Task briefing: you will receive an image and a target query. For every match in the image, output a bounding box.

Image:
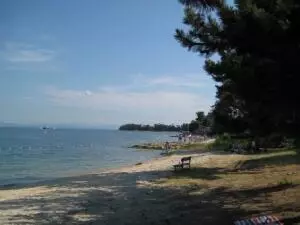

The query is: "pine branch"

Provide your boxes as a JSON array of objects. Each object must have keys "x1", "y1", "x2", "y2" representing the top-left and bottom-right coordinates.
[{"x1": 179, "y1": 0, "x2": 225, "y2": 11}]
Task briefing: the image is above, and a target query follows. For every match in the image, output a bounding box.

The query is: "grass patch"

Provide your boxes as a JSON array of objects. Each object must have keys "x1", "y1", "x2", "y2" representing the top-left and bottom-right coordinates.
[
  {"x1": 205, "y1": 134, "x2": 233, "y2": 151},
  {"x1": 238, "y1": 149, "x2": 300, "y2": 170},
  {"x1": 278, "y1": 178, "x2": 293, "y2": 186},
  {"x1": 153, "y1": 149, "x2": 300, "y2": 223},
  {"x1": 178, "y1": 142, "x2": 210, "y2": 150}
]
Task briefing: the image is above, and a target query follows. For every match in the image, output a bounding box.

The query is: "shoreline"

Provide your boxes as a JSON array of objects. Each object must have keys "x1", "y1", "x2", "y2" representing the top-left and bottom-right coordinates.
[
  {"x1": 0, "y1": 138, "x2": 214, "y2": 189},
  {"x1": 0, "y1": 151, "x2": 165, "y2": 189},
  {"x1": 0, "y1": 152, "x2": 163, "y2": 189},
  {"x1": 0, "y1": 148, "x2": 213, "y2": 224},
  {"x1": 130, "y1": 138, "x2": 215, "y2": 150},
  {"x1": 0, "y1": 149, "x2": 212, "y2": 190},
  {"x1": 0, "y1": 137, "x2": 215, "y2": 224},
  {"x1": 1, "y1": 140, "x2": 299, "y2": 224},
  {"x1": 0, "y1": 149, "x2": 206, "y2": 189}
]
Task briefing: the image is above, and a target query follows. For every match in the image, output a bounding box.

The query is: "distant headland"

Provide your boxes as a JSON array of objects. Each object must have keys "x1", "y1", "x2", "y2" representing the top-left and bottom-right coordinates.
[
  {"x1": 118, "y1": 123, "x2": 189, "y2": 132},
  {"x1": 119, "y1": 111, "x2": 213, "y2": 134}
]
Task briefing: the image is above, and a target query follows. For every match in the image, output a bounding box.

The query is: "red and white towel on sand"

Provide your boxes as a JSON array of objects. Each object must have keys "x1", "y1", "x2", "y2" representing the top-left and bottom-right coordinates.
[{"x1": 234, "y1": 215, "x2": 283, "y2": 225}]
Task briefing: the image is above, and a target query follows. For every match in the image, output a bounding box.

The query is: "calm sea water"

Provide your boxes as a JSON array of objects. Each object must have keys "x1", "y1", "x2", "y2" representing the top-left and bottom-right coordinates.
[{"x1": 0, "y1": 127, "x2": 176, "y2": 186}]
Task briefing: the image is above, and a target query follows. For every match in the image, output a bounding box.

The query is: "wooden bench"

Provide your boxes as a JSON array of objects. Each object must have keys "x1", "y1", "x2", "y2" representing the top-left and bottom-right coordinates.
[{"x1": 173, "y1": 156, "x2": 191, "y2": 171}]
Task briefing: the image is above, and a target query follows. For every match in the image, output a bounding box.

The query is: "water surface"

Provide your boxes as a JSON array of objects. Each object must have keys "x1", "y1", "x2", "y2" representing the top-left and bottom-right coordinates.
[{"x1": 0, "y1": 127, "x2": 176, "y2": 185}]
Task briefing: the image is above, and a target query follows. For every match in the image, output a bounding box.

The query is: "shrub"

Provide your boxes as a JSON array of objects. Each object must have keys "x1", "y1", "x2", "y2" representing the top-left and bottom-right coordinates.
[{"x1": 278, "y1": 178, "x2": 293, "y2": 186}]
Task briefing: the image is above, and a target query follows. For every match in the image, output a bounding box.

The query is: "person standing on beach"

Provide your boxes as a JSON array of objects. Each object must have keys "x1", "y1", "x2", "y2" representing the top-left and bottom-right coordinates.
[
  {"x1": 165, "y1": 141, "x2": 170, "y2": 150},
  {"x1": 164, "y1": 141, "x2": 171, "y2": 154},
  {"x1": 251, "y1": 139, "x2": 256, "y2": 152},
  {"x1": 178, "y1": 134, "x2": 182, "y2": 142}
]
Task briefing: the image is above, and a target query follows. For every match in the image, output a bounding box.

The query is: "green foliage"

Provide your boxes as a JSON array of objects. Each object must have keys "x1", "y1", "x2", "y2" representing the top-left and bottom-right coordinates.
[
  {"x1": 176, "y1": 0, "x2": 300, "y2": 137},
  {"x1": 119, "y1": 111, "x2": 215, "y2": 134},
  {"x1": 208, "y1": 134, "x2": 232, "y2": 150},
  {"x1": 278, "y1": 178, "x2": 293, "y2": 186},
  {"x1": 119, "y1": 111, "x2": 214, "y2": 133},
  {"x1": 178, "y1": 0, "x2": 224, "y2": 10},
  {"x1": 196, "y1": 111, "x2": 205, "y2": 123},
  {"x1": 188, "y1": 111, "x2": 214, "y2": 134},
  {"x1": 119, "y1": 123, "x2": 189, "y2": 132}
]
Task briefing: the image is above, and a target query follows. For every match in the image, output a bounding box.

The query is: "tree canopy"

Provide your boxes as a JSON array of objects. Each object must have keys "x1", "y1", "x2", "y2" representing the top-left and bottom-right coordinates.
[
  {"x1": 118, "y1": 111, "x2": 213, "y2": 134},
  {"x1": 176, "y1": 0, "x2": 300, "y2": 137},
  {"x1": 119, "y1": 123, "x2": 190, "y2": 132}
]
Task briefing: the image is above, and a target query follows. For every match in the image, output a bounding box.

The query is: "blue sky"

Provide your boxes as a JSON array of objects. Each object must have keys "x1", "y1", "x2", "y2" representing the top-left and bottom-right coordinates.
[{"x1": 0, "y1": 0, "x2": 217, "y2": 127}]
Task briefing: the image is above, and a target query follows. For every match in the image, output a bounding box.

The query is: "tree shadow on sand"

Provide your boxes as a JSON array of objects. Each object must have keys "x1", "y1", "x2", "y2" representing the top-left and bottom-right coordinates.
[
  {"x1": 169, "y1": 167, "x2": 224, "y2": 180},
  {"x1": 1, "y1": 164, "x2": 300, "y2": 225},
  {"x1": 238, "y1": 149, "x2": 300, "y2": 171}
]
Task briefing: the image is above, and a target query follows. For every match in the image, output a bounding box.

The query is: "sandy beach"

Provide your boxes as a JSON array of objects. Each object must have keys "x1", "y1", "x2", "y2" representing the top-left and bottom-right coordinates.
[
  {"x1": 1, "y1": 145, "x2": 300, "y2": 225},
  {"x1": 0, "y1": 150, "x2": 213, "y2": 225}
]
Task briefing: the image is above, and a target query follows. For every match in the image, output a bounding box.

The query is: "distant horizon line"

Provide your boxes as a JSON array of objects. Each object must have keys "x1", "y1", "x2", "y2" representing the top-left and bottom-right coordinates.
[
  {"x1": 0, "y1": 122, "x2": 119, "y2": 129},
  {"x1": 0, "y1": 121, "x2": 191, "y2": 130},
  {"x1": 0, "y1": 125, "x2": 118, "y2": 130}
]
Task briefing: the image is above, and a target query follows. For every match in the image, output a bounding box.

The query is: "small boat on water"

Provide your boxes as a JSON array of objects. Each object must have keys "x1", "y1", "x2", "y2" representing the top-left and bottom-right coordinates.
[{"x1": 41, "y1": 126, "x2": 55, "y2": 131}]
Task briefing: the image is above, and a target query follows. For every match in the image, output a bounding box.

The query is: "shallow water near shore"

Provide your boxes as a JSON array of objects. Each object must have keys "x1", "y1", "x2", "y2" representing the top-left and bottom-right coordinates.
[{"x1": 0, "y1": 127, "x2": 176, "y2": 186}]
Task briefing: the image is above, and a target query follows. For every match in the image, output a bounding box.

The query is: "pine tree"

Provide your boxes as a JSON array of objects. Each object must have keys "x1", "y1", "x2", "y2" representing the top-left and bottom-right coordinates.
[{"x1": 176, "y1": 0, "x2": 300, "y2": 136}]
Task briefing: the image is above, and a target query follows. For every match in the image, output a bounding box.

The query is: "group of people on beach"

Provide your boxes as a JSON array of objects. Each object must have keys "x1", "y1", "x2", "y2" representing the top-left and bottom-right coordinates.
[
  {"x1": 178, "y1": 133, "x2": 192, "y2": 142},
  {"x1": 178, "y1": 133, "x2": 207, "y2": 143},
  {"x1": 162, "y1": 133, "x2": 209, "y2": 154},
  {"x1": 230, "y1": 139, "x2": 263, "y2": 153}
]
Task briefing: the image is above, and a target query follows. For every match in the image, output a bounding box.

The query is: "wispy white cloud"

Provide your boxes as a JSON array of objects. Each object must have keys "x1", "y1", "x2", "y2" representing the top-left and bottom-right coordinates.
[
  {"x1": 134, "y1": 74, "x2": 210, "y2": 88},
  {"x1": 0, "y1": 42, "x2": 59, "y2": 72},
  {"x1": 1, "y1": 42, "x2": 56, "y2": 63},
  {"x1": 44, "y1": 82, "x2": 214, "y2": 124},
  {"x1": 8, "y1": 49, "x2": 55, "y2": 62},
  {"x1": 45, "y1": 87, "x2": 204, "y2": 110},
  {"x1": 98, "y1": 74, "x2": 213, "y2": 93}
]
